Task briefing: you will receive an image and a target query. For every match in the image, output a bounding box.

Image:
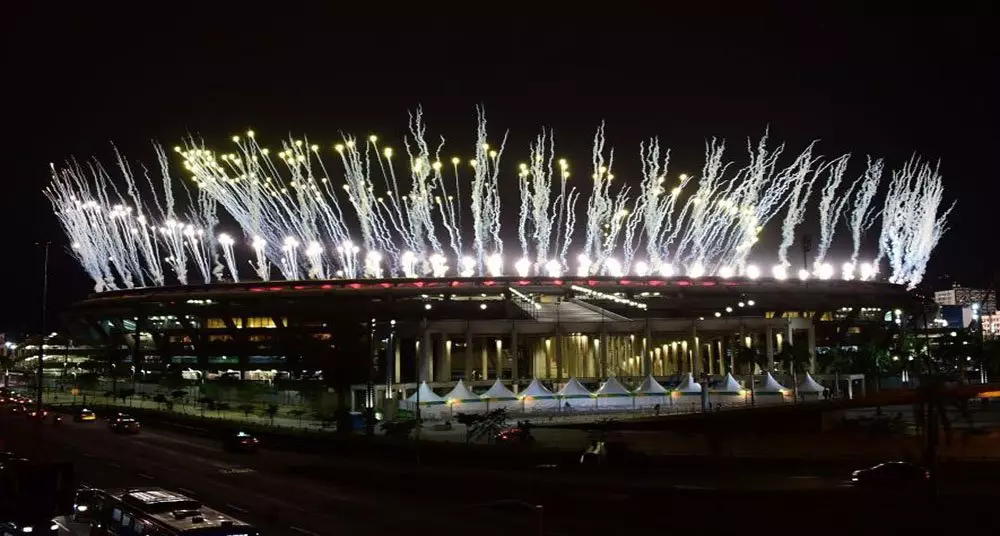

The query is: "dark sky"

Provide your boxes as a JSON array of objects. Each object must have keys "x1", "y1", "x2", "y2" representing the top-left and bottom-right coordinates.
[{"x1": 3, "y1": 3, "x2": 996, "y2": 333}]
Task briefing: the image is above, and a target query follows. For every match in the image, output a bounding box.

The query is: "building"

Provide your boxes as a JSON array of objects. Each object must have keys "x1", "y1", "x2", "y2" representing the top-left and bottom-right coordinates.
[
  {"x1": 980, "y1": 311, "x2": 1000, "y2": 340},
  {"x1": 55, "y1": 276, "x2": 922, "y2": 397},
  {"x1": 934, "y1": 284, "x2": 995, "y2": 314}
]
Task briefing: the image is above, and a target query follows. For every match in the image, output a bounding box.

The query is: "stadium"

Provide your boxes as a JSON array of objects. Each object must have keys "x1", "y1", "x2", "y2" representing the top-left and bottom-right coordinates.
[
  {"x1": 37, "y1": 113, "x2": 952, "y2": 413},
  {"x1": 58, "y1": 274, "x2": 923, "y2": 411}
]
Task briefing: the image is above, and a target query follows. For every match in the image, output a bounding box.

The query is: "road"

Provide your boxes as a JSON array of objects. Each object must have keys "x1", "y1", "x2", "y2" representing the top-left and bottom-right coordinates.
[{"x1": 2, "y1": 411, "x2": 997, "y2": 534}]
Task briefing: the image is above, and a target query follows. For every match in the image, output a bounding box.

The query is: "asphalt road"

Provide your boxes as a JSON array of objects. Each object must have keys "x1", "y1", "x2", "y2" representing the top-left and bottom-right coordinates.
[{"x1": 3, "y1": 411, "x2": 997, "y2": 534}]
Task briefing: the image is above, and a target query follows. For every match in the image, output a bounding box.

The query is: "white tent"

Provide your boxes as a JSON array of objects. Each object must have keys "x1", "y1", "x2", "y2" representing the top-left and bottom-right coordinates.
[
  {"x1": 407, "y1": 382, "x2": 445, "y2": 404},
  {"x1": 556, "y1": 377, "x2": 593, "y2": 411},
  {"x1": 595, "y1": 376, "x2": 633, "y2": 409},
  {"x1": 443, "y1": 380, "x2": 481, "y2": 403},
  {"x1": 443, "y1": 380, "x2": 485, "y2": 414},
  {"x1": 673, "y1": 372, "x2": 702, "y2": 395},
  {"x1": 754, "y1": 372, "x2": 790, "y2": 405},
  {"x1": 557, "y1": 377, "x2": 593, "y2": 399},
  {"x1": 403, "y1": 382, "x2": 447, "y2": 417},
  {"x1": 711, "y1": 373, "x2": 745, "y2": 394},
  {"x1": 797, "y1": 372, "x2": 827, "y2": 399},
  {"x1": 518, "y1": 378, "x2": 559, "y2": 412},
  {"x1": 480, "y1": 379, "x2": 518, "y2": 410},
  {"x1": 710, "y1": 372, "x2": 748, "y2": 408},
  {"x1": 633, "y1": 374, "x2": 669, "y2": 408}
]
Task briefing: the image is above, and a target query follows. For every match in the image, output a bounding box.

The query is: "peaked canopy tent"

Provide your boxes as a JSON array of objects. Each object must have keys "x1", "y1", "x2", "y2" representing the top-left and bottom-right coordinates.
[
  {"x1": 710, "y1": 372, "x2": 747, "y2": 407},
  {"x1": 481, "y1": 379, "x2": 519, "y2": 410},
  {"x1": 797, "y1": 372, "x2": 827, "y2": 400},
  {"x1": 443, "y1": 380, "x2": 485, "y2": 413},
  {"x1": 673, "y1": 373, "x2": 702, "y2": 395},
  {"x1": 756, "y1": 372, "x2": 790, "y2": 403},
  {"x1": 595, "y1": 376, "x2": 633, "y2": 409},
  {"x1": 403, "y1": 382, "x2": 447, "y2": 417},
  {"x1": 519, "y1": 378, "x2": 559, "y2": 412},
  {"x1": 633, "y1": 374, "x2": 670, "y2": 408},
  {"x1": 557, "y1": 377, "x2": 593, "y2": 411}
]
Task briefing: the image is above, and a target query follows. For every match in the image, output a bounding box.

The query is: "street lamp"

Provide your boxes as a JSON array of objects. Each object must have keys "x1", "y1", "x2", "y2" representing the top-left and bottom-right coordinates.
[{"x1": 36, "y1": 241, "x2": 50, "y2": 412}]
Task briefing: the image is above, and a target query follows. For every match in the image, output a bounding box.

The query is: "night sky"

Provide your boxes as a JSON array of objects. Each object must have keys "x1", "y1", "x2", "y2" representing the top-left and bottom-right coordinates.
[{"x1": 3, "y1": 4, "x2": 995, "y2": 333}]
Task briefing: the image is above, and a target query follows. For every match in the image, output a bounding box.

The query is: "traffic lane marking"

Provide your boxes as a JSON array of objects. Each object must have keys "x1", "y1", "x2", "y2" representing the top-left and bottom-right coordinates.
[{"x1": 290, "y1": 526, "x2": 321, "y2": 536}]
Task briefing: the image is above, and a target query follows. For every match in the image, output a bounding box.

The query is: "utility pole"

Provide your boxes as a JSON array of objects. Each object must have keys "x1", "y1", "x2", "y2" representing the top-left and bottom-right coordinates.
[{"x1": 36, "y1": 241, "x2": 50, "y2": 411}]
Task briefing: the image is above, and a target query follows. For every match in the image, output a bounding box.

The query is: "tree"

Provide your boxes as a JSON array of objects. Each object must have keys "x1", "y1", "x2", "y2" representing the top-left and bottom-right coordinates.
[
  {"x1": 74, "y1": 373, "x2": 100, "y2": 405},
  {"x1": 170, "y1": 389, "x2": 187, "y2": 408},
  {"x1": 118, "y1": 388, "x2": 135, "y2": 406},
  {"x1": 152, "y1": 393, "x2": 169, "y2": 409},
  {"x1": 455, "y1": 412, "x2": 485, "y2": 443},
  {"x1": 262, "y1": 404, "x2": 279, "y2": 426},
  {"x1": 288, "y1": 408, "x2": 308, "y2": 425},
  {"x1": 468, "y1": 408, "x2": 508, "y2": 443},
  {"x1": 237, "y1": 403, "x2": 255, "y2": 419},
  {"x1": 778, "y1": 341, "x2": 812, "y2": 374}
]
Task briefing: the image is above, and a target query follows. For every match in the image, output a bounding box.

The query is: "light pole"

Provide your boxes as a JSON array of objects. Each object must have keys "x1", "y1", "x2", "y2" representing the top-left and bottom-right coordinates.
[{"x1": 36, "y1": 241, "x2": 50, "y2": 411}]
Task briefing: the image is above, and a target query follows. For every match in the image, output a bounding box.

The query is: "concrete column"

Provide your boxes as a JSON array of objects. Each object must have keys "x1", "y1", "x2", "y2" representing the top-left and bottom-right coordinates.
[
  {"x1": 555, "y1": 329, "x2": 564, "y2": 380},
  {"x1": 643, "y1": 322, "x2": 653, "y2": 377},
  {"x1": 481, "y1": 339, "x2": 489, "y2": 380},
  {"x1": 765, "y1": 325, "x2": 775, "y2": 370},
  {"x1": 510, "y1": 326, "x2": 519, "y2": 388},
  {"x1": 806, "y1": 321, "x2": 817, "y2": 373},
  {"x1": 434, "y1": 334, "x2": 446, "y2": 382},
  {"x1": 584, "y1": 336, "x2": 594, "y2": 378},
  {"x1": 691, "y1": 325, "x2": 702, "y2": 375},
  {"x1": 419, "y1": 326, "x2": 431, "y2": 383},
  {"x1": 706, "y1": 342, "x2": 715, "y2": 375},
  {"x1": 847, "y1": 378, "x2": 854, "y2": 400},
  {"x1": 464, "y1": 328, "x2": 473, "y2": 380},
  {"x1": 391, "y1": 334, "x2": 401, "y2": 384},
  {"x1": 716, "y1": 340, "x2": 724, "y2": 374},
  {"x1": 599, "y1": 329, "x2": 608, "y2": 377},
  {"x1": 495, "y1": 338, "x2": 503, "y2": 379}
]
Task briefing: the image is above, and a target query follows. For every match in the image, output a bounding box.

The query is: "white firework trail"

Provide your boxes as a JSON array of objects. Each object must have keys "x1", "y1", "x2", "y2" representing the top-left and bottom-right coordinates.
[
  {"x1": 814, "y1": 154, "x2": 859, "y2": 269},
  {"x1": 46, "y1": 110, "x2": 952, "y2": 289},
  {"x1": 469, "y1": 105, "x2": 507, "y2": 274},
  {"x1": 722, "y1": 133, "x2": 810, "y2": 271},
  {"x1": 848, "y1": 156, "x2": 884, "y2": 265},
  {"x1": 777, "y1": 144, "x2": 822, "y2": 267},
  {"x1": 877, "y1": 158, "x2": 954, "y2": 288},
  {"x1": 217, "y1": 233, "x2": 239, "y2": 282},
  {"x1": 516, "y1": 129, "x2": 578, "y2": 274}
]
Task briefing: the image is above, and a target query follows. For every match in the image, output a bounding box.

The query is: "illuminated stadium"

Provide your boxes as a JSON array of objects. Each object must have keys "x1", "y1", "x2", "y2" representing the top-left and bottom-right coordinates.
[
  {"x1": 47, "y1": 109, "x2": 949, "y2": 404},
  {"x1": 64, "y1": 275, "x2": 921, "y2": 398}
]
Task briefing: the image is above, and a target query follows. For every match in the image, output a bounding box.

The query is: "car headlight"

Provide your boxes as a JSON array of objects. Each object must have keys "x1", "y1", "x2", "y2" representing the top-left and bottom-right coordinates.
[
  {"x1": 76, "y1": 505, "x2": 88, "y2": 512},
  {"x1": 21, "y1": 527, "x2": 33, "y2": 533},
  {"x1": 50, "y1": 524, "x2": 59, "y2": 531}
]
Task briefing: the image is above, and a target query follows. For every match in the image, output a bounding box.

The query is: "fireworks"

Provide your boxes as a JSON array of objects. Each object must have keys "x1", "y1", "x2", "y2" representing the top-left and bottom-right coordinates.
[{"x1": 45, "y1": 109, "x2": 952, "y2": 292}]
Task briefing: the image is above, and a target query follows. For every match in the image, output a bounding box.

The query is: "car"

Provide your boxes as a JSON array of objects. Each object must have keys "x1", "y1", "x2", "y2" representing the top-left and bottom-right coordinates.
[
  {"x1": 223, "y1": 431, "x2": 260, "y2": 452},
  {"x1": 26, "y1": 408, "x2": 51, "y2": 420},
  {"x1": 494, "y1": 426, "x2": 535, "y2": 445},
  {"x1": 72, "y1": 487, "x2": 98, "y2": 523},
  {"x1": 850, "y1": 461, "x2": 929, "y2": 489},
  {"x1": 0, "y1": 520, "x2": 59, "y2": 534},
  {"x1": 74, "y1": 408, "x2": 97, "y2": 422},
  {"x1": 9, "y1": 404, "x2": 26, "y2": 416},
  {"x1": 109, "y1": 417, "x2": 141, "y2": 434}
]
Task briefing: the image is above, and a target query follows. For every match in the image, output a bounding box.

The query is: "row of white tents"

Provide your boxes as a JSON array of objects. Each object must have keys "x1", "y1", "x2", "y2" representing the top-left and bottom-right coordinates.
[{"x1": 401, "y1": 372, "x2": 830, "y2": 417}]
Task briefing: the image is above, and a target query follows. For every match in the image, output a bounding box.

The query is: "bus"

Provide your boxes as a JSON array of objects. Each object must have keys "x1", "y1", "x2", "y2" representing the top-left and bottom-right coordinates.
[{"x1": 86, "y1": 487, "x2": 259, "y2": 536}]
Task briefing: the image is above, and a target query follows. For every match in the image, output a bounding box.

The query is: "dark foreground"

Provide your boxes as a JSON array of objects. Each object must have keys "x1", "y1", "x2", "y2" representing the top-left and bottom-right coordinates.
[{"x1": 2, "y1": 413, "x2": 997, "y2": 535}]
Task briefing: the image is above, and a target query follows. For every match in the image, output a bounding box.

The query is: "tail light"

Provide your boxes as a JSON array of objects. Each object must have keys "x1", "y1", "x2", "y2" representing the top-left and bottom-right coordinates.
[{"x1": 924, "y1": 471, "x2": 930, "y2": 479}]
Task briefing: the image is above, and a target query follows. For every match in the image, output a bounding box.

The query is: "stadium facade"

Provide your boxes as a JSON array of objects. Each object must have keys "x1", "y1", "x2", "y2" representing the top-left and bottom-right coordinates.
[{"x1": 59, "y1": 276, "x2": 922, "y2": 391}]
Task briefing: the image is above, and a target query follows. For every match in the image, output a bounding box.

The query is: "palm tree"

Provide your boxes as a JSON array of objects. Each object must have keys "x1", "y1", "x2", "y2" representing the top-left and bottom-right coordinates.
[{"x1": 778, "y1": 341, "x2": 812, "y2": 401}]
